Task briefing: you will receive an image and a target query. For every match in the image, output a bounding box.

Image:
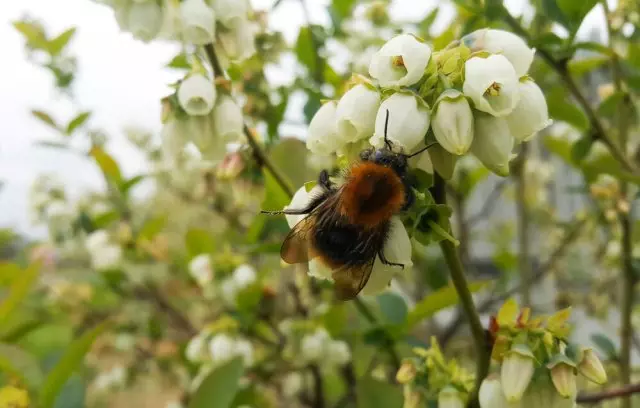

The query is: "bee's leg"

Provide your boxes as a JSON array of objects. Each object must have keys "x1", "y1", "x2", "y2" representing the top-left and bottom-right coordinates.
[
  {"x1": 318, "y1": 169, "x2": 333, "y2": 190},
  {"x1": 378, "y1": 250, "x2": 405, "y2": 269},
  {"x1": 261, "y1": 195, "x2": 325, "y2": 215}
]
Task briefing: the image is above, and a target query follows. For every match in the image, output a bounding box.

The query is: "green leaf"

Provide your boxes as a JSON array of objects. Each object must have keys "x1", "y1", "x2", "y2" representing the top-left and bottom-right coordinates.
[
  {"x1": 295, "y1": 27, "x2": 317, "y2": 74},
  {"x1": 166, "y1": 53, "x2": 191, "y2": 70},
  {"x1": 598, "y1": 91, "x2": 626, "y2": 116},
  {"x1": 406, "y1": 282, "x2": 487, "y2": 328},
  {"x1": 92, "y1": 211, "x2": 119, "y2": 229},
  {"x1": 89, "y1": 146, "x2": 122, "y2": 184},
  {"x1": 39, "y1": 319, "x2": 110, "y2": 408},
  {"x1": 53, "y1": 374, "x2": 85, "y2": 408},
  {"x1": 356, "y1": 377, "x2": 403, "y2": 408},
  {"x1": 119, "y1": 175, "x2": 146, "y2": 196},
  {"x1": 188, "y1": 357, "x2": 244, "y2": 408},
  {"x1": 47, "y1": 27, "x2": 76, "y2": 56},
  {"x1": 186, "y1": 228, "x2": 216, "y2": 257},
  {"x1": 12, "y1": 21, "x2": 48, "y2": 49},
  {"x1": 138, "y1": 216, "x2": 167, "y2": 240},
  {"x1": 31, "y1": 110, "x2": 59, "y2": 131},
  {"x1": 377, "y1": 292, "x2": 408, "y2": 325},
  {"x1": 570, "y1": 136, "x2": 594, "y2": 163},
  {"x1": 567, "y1": 56, "x2": 609, "y2": 77},
  {"x1": 331, "y1": 0, "x2": 356, "y2": 22},
  {"x1": 547, "y1": 88, "x2": 589, "y2": 130},
  {"x1": 556, "y1": 0, "x2": 599, "y2": 32},
  {"x1": 0, "y1": 343, "x2": 44, "y2": 390},
  {"x1": 261, "y1": 170, "x2": 291, "y2": 213},
  {"x1": 571, "y1": 42, "x2": 614, "y2": 56},
  {"x1": 65, "y1": 112, "x2": 91, "y2": 135},
  {"x1": 591, "y1": 333, "x2": 617, "y2": 359},
  {"x1": 0, "y1": 263, "x2": 39, "y2": 330}
]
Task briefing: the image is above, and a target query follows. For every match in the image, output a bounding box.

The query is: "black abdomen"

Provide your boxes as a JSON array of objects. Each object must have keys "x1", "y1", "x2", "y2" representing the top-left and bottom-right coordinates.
[{"x1": 312, "y1": 217, "x2": 388, "y2": 266}]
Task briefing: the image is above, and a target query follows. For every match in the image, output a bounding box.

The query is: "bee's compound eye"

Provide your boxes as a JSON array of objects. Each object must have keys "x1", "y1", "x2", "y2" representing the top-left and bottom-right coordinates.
[{"x1": 374, "y1": 150, "x2": 385, "y2": 162}]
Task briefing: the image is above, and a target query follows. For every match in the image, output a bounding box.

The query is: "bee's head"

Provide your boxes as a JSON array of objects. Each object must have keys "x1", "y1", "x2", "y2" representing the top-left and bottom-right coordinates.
[{"x1": 360, "y1": 147, "x2": 408, "y2": 176}]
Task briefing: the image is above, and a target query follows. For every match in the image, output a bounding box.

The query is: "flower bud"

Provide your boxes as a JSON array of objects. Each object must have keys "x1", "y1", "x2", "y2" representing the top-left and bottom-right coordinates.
[
  {"x1": 327, "y1": 340, "x2": 351, "y2": 366},
  {"x1": 549, "y1": 361, "x2": 577, "y2": 399},
  {"x1": 336, "y1": 84, "x2": 380, "y2": 144},
  {"x1": 209, "y1": 333, "x2": 235, "y2": 362},
  {"x1": 479, "y1": 375, "x2": 511, "y2": 408},
  {"x1": 396, "y1": 361, "x2": 417, "y2": 384},
  {"x1": 217, "y1": 17, "x2": 257, "y2": 62},
  {"x1": 178, "y1": 74, "x2": 216, "y2": 116},
  {"x1": 463, "y1": 29, "x2": 535, "y2": 77},
  {"x1": 369, "y1": 34, "x2": 432, "y2": 87},
  {"x1": 429, "y1": 144, "x2": 458, "y2": 180},
  {"x1": 185, "y1": 333, "x2": 207, "y2": 362},
  {"x1": 471, "y1": 113, "x2": 514, "y2": 176},
  {"x1": 432, "y1": 90, "x2": 474, "y2": 155},
  {"x1": 180, "y1": 0, "x2": 216, "y2": 45},
  {"x1": 161, "y1": 117, "x2": 191, "y2": 161},
  {"x1": 307, "y1": 101, "x2": 340, "y2": 155},
  {"x1": 234, "y1": 338, "x2": 254, "y2": 366},
  {"x1": 189, "y1": 254, "x2": 213, "y2": 286},
  {"x1": 506, "y1": 78, "x2": 552, "y2": 143},
  {"x1": 463, "y1": 55, "x2": 519, "y2": 117},
  {"x1": 403, "y1": 385, "x2": 422, "y2": 408},
  {"x1": 370, "y1": 92, "x2": 430, "y2": 153},
  {"x1": 501, "y1": 344, "x2": 535, "y2": 402},
  {"x1": 578, "y1": 348, "x2": 607, "y2": 385},
  {"x1": 211, "y1": 0, "x2": 247, "y2": 28},
  {"x1": 438, "y1": 386, "x2": 465, "y2": 408},
  {"x1": 301, "y1": 329, "x2": 330, "y2": 362},
  {"x1": 212, "y1": 95, "x2": 243, "y2": 142},
  {"x1": 127, "y1": 1, "x2": 163, "y2": 42},
  {"x1": 233, "y1": 264, "x2": 257, "y2": 287}
]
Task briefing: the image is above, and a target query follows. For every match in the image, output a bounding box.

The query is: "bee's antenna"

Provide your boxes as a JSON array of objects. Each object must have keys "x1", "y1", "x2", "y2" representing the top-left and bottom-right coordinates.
[
  {"x1": 406, "y1": 142, "x2": 439, "y2": 158},
  {"x1": 383, "y1": 109, "x2": 393, "y2": 151}
]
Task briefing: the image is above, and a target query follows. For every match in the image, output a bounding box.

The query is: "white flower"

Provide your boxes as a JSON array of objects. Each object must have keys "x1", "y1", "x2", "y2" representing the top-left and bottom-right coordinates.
[
  {"x1": 185, "y1": 333, "x2": 208, "y2": 362},
  {"x1": 479, "y1": 375, "x2": 513, "y2": 408},
  {"x1": 159, "y1": 0, "x2": 182, "y2": 40},
  {"x1": 209, "y1": 333, "x2": 235, "y2": 363},
  {"x1": 549, "y1": 361, "x2": 577, "y2": 399},
  {"x1": 282, "y1": 373, "x2": 303, "y2": 398},
  {"x1": 501, "y1": 345, "x2": 535, "y2": 402},
  {"x1": 326, "y1": 340, "x2": 351, "y2": 366},
  {"x1": 189, "y1": 254, "x2": 213, "y2": 286},
  {"x1": 506, "y1": 78, "x2": 552, "y2": 142},
  {"x1": 233, "y1": 264, "x2": 257, "y2": 287},
  {"x1": 471, "y1": 113, "x2": 514, "y2": 176},
  {"x1": 464, "y1": 29, "x2": 535, "y2": 77},
  {"x1": 220, "y1": 278, "x2": 239, "y2": 304},
  {"x1": 307, "y1": 101, "x2": 340, "y2": 156},
  {"x1": 178, "y1": 74, "x2": 216, "y2": 116},
  {"x1": 126, "y1": 1, "x2": 163, "y2": 42},
  {"x1": 234, "y1": 338, "x2": 254, "y2": 366},
  {"x1": 301, "y1": 329, "x2": 330, "y2": 362},
  {"x1": 335, "y1": 84, "x2": 380, "y2": 145},
  {"x1": 438, "y1": 386, "x2": 465, "y2": 408},
  {"x1": 46, "y1": 200, "x2": 72, "y2": 220},
  {"x1": 429, "y1": 142, "x2": 459, "y2": 180},
  {"x1": 463, "y1": 55, "x2": 519, "y2": 117},
  {"x1": 161, "y1": 116, "x2": 192, "y2": 160},
  {"x1": 432, "y1": 90, "x2": 474, "y2": 155},
  {"x1": 211, "y1": 0, "x2": 247, "y2": 27},
  {"x1": 369, "y1": 34, "x2": 432, "y2": 87},
  {"x1": 188, "y1": 114, "x2": 226, "y2": 162},
  {"x1": 578, "y1": 348, "x2": 607, "y2": 385},
  {"x1": 370, "y1": 92, "x2": 430, "y2": 153},
  {"x1": 86, "y1": 230, "x2": 111, "y2": 253},
  {"x1": 180, "y1": 0, "x2": 216, "y2": 45},
  {"x1": 91, "y1": 245, "x2": 123, "y2": 271},
  {"x1": 217, "y1": 17, "x2": 257, "y2": 62},
  {"x1": 409, "y1": 150, "x2": 433, "y2": 173},
  {"x1": 212, "y1": 95, "x2": 244, "y2": 142},
  {"x1": 284, "y1": 185, "x2": 324, "y2": 228}
]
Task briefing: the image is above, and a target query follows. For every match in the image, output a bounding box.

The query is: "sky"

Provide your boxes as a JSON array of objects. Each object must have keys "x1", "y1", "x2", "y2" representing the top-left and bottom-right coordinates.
[{"x1": 0, "y1": 0, "x2": 607, "y2": 237}]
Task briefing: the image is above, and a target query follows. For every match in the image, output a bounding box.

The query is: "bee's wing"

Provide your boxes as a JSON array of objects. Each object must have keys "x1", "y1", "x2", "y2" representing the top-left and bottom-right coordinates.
[{"x1": 332, "y1": 258, "x2": 375, "y2": 301}]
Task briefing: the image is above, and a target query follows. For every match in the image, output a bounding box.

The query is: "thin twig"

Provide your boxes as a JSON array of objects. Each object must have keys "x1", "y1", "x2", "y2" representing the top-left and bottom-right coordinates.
[{"x1": 577, "y1": 383, "x2": 640, "y2": 404}]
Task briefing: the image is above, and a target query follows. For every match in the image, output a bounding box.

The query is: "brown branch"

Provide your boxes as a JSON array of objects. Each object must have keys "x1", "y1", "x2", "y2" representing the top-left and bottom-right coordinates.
[{"x1": 577, "y1": 383, "x2": 640, "y2": 404}]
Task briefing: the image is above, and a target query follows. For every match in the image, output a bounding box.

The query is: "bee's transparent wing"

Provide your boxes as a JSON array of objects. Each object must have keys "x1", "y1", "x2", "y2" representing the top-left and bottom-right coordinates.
[{"x1": 331, "y1": 258, "x2": 375, "y2": 300}]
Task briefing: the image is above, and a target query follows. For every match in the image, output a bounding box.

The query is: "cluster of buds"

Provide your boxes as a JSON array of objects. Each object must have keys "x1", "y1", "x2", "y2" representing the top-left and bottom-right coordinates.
[
  {"x1": 85, "y1": 229, "x2": 123, "y2": 271},
  {"x1": 589, "y1": 174, "x2": 630, "y2": 222},
  {"x1": 278, "y1": 323, "x2": 351, "y2": 370},
  {"x1": 98, "y1": 0, "x2": 257, "y2": 62},
  {"x1": 397, "y1": 337, "x2": 474, "y2": 408},
  {"x1": 479, "y1": 299, "x2": 607, "y2": 408}
]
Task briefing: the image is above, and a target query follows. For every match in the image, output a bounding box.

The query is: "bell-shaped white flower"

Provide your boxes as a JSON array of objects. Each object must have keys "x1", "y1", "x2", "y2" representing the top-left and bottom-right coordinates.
[
  {"x1": 127, "y1": 1, "x2": 163, "y2": 42},
  {"x1": 464, "y1": 29, "x2": 535, "y2": 77},
  {"x1": 307, "y1": 101, "x2": 340, "y2": 156},
  {"x1": 233, "y1": 264, "x2": 257, "y2": 287},
  {"x1": 284, "y1": 185, "x2": 324, "y2": 228},
  {"x1": 180, "y1": 0, "x2": 216, "y2": 45},
  {"x1": 438, "y1": 386, "x2": 465, "y2": 408},
  {"x1": 429, "y1": 144, "x2": 459, "y2": 180},
  {"x1": 212, "y1": 95, "x2": 244, "y2": 142},
  {"x1": 189, "y1": 114, "x2": 227, "y2": 163},
  {"x1": 369, "y1": 34, "x2": 432, "y2": 87},
  {"x1": 549, "y1": 361, "x2": 577, "y2": 399},
  {"x1": 578, "y1": 348, "x2": 607, "y2": 385},
  {"x1": 160, "y1": 116, "x2": 192, "y2": 161},
  {"x1": 301, "y1": 329, "x2": 330, "y2": 362},
  {"x1": 188, "y1": 254, "x2": 213, "y2": 286},
  {"x1": 501, "y1": 344, "x2": 535, "y2": 402},
  {"x1": 211, "y1": 0, "x2": 247, "y2": 27},
  {"x1": 506, "y1": 77, "x2": 552, "y2": 143},
  {"x1": 409, "y1": 150, "x2": 433, "y2": 173},
  {"x1": 209, "y1": 333, "x2": 235, "y2": 363},
  {"x1": 432, "y1": 90, "x2": 474, "y2": 155},
  {"x1": 471, "y1": 113, "x2": 514, "y2": 176},
  {"x1": 370, "y1": 92, "x2": 430, "y2": 153},
  {"x1": 217, "y1": 17, "x2": 257, "y2": 62},
  {"x1": 479, "y1": 375, "x2": 514, "y2": 408},
  {"x1": 185, "y1": 333, "x2": 208, "y2": 362},
  {"x1": 326, "y1": 340, "x2": 351, "y2": 366},
  {"x1": 463, "y1": 55, "x2": 519, "y2": 117},
  {"x1": 178, "y1": 74, "x2": 216, "y2": 116},
  {"x1": 336, "y1": 84, "x2": 380, "y2": 144},
  {"x1": 158, "y1": 0, "x2": 182, "y2": 40}
]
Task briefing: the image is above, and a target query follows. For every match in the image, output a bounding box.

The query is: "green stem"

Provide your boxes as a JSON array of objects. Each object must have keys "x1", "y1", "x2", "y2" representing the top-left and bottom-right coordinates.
[
  {"x1": 203, "y1": 44, "x2": 294, "y2": 198},
  {"x1": 432, "y1": 175, "x2": 489, "y2": 407}
]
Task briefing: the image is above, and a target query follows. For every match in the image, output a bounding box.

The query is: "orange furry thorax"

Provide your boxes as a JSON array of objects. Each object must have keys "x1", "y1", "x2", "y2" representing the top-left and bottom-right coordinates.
[{"x1": 339, "y1": 161, "x2": 405, "y2": 229}]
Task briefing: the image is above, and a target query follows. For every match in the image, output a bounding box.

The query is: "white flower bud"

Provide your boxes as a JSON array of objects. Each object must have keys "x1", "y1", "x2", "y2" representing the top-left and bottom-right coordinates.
[
  {"x1": 127, "y1": 1, "x2": 163, "y2": 42},
  {"x1": 86, "y1": 230, "x2": 110, "y2": 253},
  {"x1": 471, "y1": 113, "x2": 514, "y2": 176},
  {"x1": 463, "y1": 55, "x2": 519, "y2": 117},
  {"x1": 212, "y1": 95, "x2": 244, "y2": 142},
  {"x1": 301, "y1": 329, "x2": 330, "y2": 362},
  {"x1": 161, "y1": 117, "x2": 191, "y2": 161},
  {"x1": 464, "y1": 29, "x2": 535, "y2": 77},
  {"x1": 307, "y1": 101, "x2": 340, "y2": 156},
  {"x1": 158, "y1": 0, "x2": 182, "y2": 40},
  {"x1": 432, "y1": 90, "x2": 474, "y2": 155},
  {"x1": 178, "y1": 74, "x2": 216, "y2": 116},
  {"x1": 188, "y1": 254, "x2": 213, "y2": 286},
  {"x1": 233, "y1": 264, "x2": 256, "y2": 287},
  {"x1": 189, "y1": 114, "x2": 227, "y2": 163},
  {"x1": 335, "y1": 84, "x2": 380, "y2": 144},
  {"x1": 479, "y1": 375, "x2": 512, "y2": 408},
  {"x1": 549, "y1": 361, "x2": 577, "y2": 399},
  {"x1": 501, "y1": 344, "x2": 535, "y2": 402},
  {"x1": 282, "y1": 373, "x2": 303, "y2": 398},
  {"x1": 438, "y1": 386, "x2": 465, "y2": 408},
  {"x1": 180, "y1": 0, "x2": 216, "y2": 45},
  {"x1": 217, "y1": 17, "x2": 257, "y2": 62},
  {"x1": 327, "y1": 341, "x2": 351, "y2": 366},
  {"x1": 91, "y1": 245, "x2": 123, "y2": 271},
  {"x1": 429, "y1": 144, "x2": 458, "y2": 180},
  {"x1": 209, "y1": 333, "x2": 235, "y2": 362},
  {"x1": 578, "y1": 348, "x2": 607, "y2": 385},
  {"x1": 211, "y1": 0, "x2": 247, "y2": 27},
  {"x1": 369, "y1": 34, "x2": 432, "y2": 87},
  {"x1": 46, "y1": 200, "x2": 73, "y2": 224},
  {"x1": 506, "y1": 78, "x2": 552, "y2": 143},
  {"x1": 185, "y1": 333, "x2": 207, "y2": 362},
  {"x1": 409, "y1": 150, "x2": 433, "y2": 173},
  {"x1": 370, "y1": 92, "x2": 430, "y2": 153}
]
